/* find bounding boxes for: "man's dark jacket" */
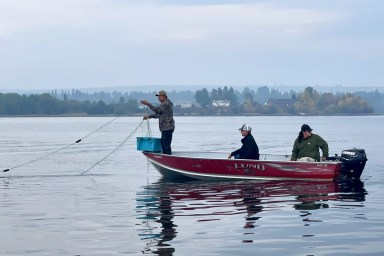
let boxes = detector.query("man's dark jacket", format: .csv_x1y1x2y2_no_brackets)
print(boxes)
231,133,259,160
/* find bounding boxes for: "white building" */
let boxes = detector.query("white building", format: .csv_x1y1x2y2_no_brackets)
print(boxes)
212,100,231,107
174,101,193,108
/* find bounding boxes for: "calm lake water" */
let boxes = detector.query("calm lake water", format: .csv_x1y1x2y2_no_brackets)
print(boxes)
1,116,383,256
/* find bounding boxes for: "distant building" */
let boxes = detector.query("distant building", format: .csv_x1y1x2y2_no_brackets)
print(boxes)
138,102,158,109
267,98,296,107
212,100,231,107
174,101,193,108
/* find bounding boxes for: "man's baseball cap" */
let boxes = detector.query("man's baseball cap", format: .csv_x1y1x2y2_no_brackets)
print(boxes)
239,124,252,131
301,124,313,132
155,90,167,97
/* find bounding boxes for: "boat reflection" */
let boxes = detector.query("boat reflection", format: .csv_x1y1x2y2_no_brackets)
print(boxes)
136,178,366,255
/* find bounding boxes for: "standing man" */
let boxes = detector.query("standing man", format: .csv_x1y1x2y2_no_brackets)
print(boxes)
228,124,260,160
291,124,328,162
141,90,175,155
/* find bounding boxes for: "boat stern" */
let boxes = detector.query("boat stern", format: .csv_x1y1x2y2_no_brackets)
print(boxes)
339,149,367,179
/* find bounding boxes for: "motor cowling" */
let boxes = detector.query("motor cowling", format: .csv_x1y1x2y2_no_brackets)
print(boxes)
339,149,367,179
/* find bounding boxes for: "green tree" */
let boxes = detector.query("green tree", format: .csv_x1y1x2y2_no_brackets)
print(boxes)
255,86,270,105
114,97,127,115
243,91,255,112
195,88,211,106
125,98,139,115
226,87,238,103
294,87,319,114
317,93,338,114
338,93,373,113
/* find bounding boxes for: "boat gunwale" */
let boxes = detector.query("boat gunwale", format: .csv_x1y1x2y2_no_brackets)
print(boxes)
144,151,341,166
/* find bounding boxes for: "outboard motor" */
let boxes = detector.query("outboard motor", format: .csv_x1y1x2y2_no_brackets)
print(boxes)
339,149,367,179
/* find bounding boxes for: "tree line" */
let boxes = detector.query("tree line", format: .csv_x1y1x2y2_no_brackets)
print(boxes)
0,93,138,115
0,86,380,116
194,86,374,115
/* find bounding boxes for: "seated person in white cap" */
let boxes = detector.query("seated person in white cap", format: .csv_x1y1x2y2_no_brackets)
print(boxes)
228,124,260,160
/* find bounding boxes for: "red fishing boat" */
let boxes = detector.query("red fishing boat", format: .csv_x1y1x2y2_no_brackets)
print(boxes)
141,149,367,181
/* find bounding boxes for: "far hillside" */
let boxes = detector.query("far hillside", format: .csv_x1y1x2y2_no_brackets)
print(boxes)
49,86,383,114
0,86,382,116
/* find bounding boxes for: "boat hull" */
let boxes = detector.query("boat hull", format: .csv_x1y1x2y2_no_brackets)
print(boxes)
142,152,341,181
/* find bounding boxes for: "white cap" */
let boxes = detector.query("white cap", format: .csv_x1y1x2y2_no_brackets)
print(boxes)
238,124,252,131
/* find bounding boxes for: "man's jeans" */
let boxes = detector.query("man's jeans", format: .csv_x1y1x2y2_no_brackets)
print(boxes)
161,129,174,155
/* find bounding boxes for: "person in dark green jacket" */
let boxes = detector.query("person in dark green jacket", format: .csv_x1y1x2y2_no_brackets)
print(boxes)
291,124,329,162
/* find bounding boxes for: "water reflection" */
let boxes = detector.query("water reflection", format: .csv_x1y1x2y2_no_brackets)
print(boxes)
136,183,176,255
136,179,366,255
294,179,366,211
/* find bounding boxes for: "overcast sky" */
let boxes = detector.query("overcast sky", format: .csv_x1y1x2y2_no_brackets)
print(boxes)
0,0,383,90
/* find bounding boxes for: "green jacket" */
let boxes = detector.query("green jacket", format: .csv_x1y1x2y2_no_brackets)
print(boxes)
291,134,329,161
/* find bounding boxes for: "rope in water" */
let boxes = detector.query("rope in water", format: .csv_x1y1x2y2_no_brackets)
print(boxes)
80,119,145,175
2,116,121,173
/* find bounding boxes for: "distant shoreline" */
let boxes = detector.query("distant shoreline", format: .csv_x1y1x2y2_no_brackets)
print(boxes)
1,113,383,118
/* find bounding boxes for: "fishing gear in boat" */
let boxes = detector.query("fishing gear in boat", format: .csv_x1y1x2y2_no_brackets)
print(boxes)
2,116,121,173
80,119,145,175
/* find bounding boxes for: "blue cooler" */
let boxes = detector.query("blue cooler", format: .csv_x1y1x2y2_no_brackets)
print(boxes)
136,137,162,152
